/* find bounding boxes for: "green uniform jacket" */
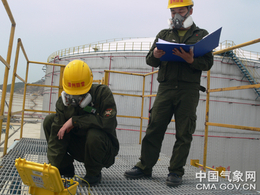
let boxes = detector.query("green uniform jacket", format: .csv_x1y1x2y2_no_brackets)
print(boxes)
146,23,214,89
52,84,119,155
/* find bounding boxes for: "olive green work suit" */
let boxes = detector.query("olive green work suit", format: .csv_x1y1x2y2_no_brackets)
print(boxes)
43,84,119,176
136,23,214,176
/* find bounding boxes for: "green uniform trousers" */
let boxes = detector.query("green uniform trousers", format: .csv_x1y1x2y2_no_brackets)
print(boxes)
136,84,199,176
43,113,116,176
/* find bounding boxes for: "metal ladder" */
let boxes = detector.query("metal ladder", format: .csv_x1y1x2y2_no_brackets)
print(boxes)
225,51,260,100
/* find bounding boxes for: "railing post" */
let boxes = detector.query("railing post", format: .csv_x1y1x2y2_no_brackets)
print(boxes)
104,70,109,86
203,70,211,171
20,60,30,139
139,76,146,144
59,66,65,97
0,0,16,143
3,38,21,155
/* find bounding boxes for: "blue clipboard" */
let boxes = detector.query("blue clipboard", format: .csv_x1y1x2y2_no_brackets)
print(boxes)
156,27,222,62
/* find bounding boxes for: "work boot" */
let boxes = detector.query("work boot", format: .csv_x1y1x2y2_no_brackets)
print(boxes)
124,166,152,179
83,172,102,186
166,173,182,186
59,164,75,178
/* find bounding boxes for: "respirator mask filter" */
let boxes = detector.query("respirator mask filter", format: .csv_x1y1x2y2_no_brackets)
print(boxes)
168,7,193,29
61,91,92,108
168,14,193,29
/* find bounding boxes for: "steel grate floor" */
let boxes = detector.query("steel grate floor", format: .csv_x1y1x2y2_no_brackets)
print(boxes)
0,138,259,195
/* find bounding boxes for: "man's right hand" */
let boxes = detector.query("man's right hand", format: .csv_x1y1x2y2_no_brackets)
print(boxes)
57,118,74,140
153,47,165,58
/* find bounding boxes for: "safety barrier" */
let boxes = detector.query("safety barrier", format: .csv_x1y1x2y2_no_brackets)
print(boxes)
191,39,260,173
218,40,260,83
0,0,102,156
0,0,16,146
1,38,64,155
1,38,102,156
47,38,153,63
218,40,260,61
103,38,260,174
1,38,103,155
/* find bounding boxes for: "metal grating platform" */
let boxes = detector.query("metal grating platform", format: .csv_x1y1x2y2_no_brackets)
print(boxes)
0,138,259,195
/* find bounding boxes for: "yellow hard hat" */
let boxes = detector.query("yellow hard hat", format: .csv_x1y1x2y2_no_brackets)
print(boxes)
62,60,93,95
167,0,193,9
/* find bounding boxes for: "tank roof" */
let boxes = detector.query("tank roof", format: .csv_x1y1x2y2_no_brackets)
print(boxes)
47,37,155,62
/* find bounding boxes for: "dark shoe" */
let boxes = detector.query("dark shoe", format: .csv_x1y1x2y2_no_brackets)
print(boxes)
166,173,182,186
83,173,102,186
59,164,75,177
124,166,152,179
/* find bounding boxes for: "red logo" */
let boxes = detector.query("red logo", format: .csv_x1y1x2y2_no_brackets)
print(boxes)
68,81,85,88
170,0,183,3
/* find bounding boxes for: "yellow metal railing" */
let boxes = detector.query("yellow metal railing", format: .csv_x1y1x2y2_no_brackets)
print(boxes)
2,37,66,155
0,0,105,155
47,38,152,62
102,38,260,176
193,38,260,174
218,40,260,60
103,69,176,144
104,70,150,144
216,40,260,83
0,0,16,145
1,38,103,156
0,0,104,155
2,39,103,156
1,37,102,155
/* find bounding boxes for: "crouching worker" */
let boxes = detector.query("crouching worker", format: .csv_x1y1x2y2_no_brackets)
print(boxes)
43,60,119,186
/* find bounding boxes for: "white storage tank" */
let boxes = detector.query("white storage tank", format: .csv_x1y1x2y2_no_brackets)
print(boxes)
43,38,260,135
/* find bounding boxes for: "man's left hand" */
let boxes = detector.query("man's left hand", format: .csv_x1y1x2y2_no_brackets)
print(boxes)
172,47,194,64
57,118,74,140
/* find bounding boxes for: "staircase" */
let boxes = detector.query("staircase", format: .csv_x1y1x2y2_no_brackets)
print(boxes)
225,51,260,100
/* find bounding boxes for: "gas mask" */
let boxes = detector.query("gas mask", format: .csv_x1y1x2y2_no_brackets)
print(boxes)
61,91,92,108
168,11,193,29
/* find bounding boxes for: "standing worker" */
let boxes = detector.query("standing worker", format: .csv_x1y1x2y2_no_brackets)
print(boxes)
43,60,119,186
124,0,213,186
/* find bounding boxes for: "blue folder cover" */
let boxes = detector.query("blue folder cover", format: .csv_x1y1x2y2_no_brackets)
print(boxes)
156,27,222,62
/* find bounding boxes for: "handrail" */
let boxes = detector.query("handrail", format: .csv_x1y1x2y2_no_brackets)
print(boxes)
47,38,152,62
0,55,10,69
104,39,260,175
2,36,66,155
214,39,260,59
2,36,103,155
0,0,16,145
215,39,260,84
1,0,16,25
201,38,260,173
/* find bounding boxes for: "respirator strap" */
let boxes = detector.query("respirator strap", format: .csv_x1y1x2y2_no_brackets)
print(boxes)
61,91,69,106
184,6,192,18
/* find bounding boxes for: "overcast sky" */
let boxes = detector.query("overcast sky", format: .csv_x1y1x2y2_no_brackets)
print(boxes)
1,0,260,84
